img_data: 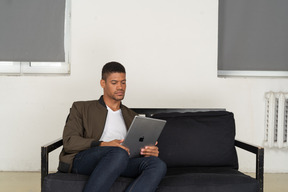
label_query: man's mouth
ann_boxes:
[115,91,124,96]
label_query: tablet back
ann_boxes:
[122,116,166,158]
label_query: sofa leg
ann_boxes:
[256,148,264,192]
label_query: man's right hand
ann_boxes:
[100,139,130,155]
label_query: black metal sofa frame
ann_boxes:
[41,108,264,192]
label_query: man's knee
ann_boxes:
[107,147,129,164]
[144,157,167,176]
[153,157,167,175]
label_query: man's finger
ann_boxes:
[119,145,130,155]
[141,147,159,157]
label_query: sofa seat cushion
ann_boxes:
[43,173,88,192]
[42,172,134,192]
[158,167,259,192]
[43,167,259,192]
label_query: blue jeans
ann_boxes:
[72,147,167,192]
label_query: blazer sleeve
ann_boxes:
[62,102,100,154]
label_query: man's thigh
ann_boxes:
[72,147,124,175]
[121,156,161,178]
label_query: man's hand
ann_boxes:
[140,142,159,157]
[100,139,130,155]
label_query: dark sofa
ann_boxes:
[41,108,264,192]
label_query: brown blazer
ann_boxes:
[58,96,137,173]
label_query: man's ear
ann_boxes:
[100,79,105,88]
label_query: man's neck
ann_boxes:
[103,95,121,111]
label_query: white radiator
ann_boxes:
[264,92,288,148]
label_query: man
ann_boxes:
[58,62,167,192]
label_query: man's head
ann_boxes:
[101,62,126,81]
[101,62,127,103]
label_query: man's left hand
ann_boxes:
[140,143,159,157]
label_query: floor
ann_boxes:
[0,172,287,192]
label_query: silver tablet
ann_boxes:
[122,116,166,158]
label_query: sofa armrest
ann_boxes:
[235,140,264,192]
[41,138,63,189]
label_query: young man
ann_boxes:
[58,62,167,192]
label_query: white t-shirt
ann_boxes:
[99,106,127,142]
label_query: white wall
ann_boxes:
[1,0,288,173]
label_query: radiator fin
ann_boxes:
[265,92,288,148]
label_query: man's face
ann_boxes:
[101,72,126,102]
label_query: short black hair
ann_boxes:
[102,61,126,80]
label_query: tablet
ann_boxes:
[122,116,166,158]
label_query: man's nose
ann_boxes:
[117,82,123,89]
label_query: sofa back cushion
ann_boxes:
[153,111,238,169]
